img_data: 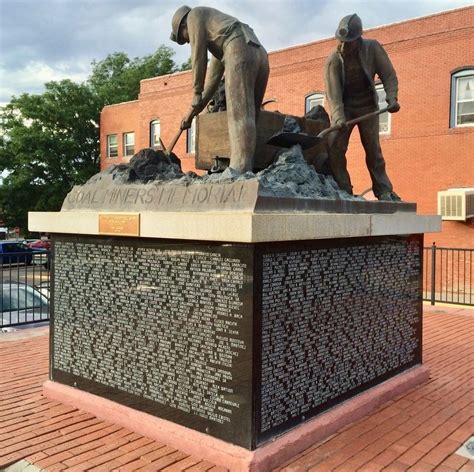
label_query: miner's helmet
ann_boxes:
[335,14,363,42]
[170,5,191,44]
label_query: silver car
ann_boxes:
[1,283,49,326]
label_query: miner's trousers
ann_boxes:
[327,105,394,198]
[223,37,269,173]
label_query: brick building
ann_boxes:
[100,7,474,248]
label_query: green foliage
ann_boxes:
[0,46,187,232]
[89,46,184,106]
[179,57,192,72]
[0,80,100,229]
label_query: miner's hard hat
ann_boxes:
[335,14,363,42]
[170,6,191,44]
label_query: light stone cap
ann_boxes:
[29,211,441,243]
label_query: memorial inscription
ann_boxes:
[52,235,254,447]
[257,236,422,442]
[62,180,259,212]
[50,234,423,449]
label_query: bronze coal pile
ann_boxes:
[87,143,361,202]
[87,148,184,184]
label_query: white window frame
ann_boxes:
[305,92,325,114]
[150,119,161,148]
[451,69,474,128]
[107,134,118,158]
[375,84,391,135]
[123,132,135,157]
[186,118,196,154]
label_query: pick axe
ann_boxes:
[317,106,390,139]
[159,108,196,156]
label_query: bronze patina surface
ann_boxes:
[170,6,269,173]
[324,14,401,202]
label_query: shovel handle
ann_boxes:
[166,108,196,155]
[318,106,390,140]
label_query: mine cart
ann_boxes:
[194,110,329,172]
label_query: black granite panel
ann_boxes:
[51,233,423,450]
[51,235,254,448]
[255,235,423,445]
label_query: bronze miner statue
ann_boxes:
[170,5,269,173]
[324,14,401,201]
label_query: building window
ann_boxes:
[305,92,325,114]
[375,84,391,134]
[187,118,196,154]
[107,134,118,158]
[150,120,161,148]
[123,132,135,157]
[451,69,474,127]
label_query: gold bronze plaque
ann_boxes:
[99,213,140,237]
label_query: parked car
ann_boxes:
[34,281,50,299]
[32,250,50,269]
[27,239,51,268]
[0,241,35,265]
[1,282,49,326]
[28,239,51,250]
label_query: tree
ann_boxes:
[88,45,187,106]
[0,80,100,230]
[179,57,192,72]
[0,45,187,232]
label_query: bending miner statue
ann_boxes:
[170,5,269,173]
[324,14,401,201]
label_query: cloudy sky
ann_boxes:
[0,0,471,104]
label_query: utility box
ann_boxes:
[195,110,328,172]
[437,188,474,221]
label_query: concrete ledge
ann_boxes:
[43,365,429,472]
[369,213,441,237]
[29,211,441,242]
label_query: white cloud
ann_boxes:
[0,60,90,102]
[0,0,472,102]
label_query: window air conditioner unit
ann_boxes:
[437,188,474,221]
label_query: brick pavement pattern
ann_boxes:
[0,305,473,471]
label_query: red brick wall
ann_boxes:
[99,7,474,247]
[100,101,139,168]
[138,72,198,173]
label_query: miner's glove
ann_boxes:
[180,119,192,130]
[336,118,348,130]
[387,99,401,113]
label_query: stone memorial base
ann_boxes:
[29,209,440,470]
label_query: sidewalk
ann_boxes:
[0,304,472,471]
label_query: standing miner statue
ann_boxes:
[324,14,401,201]
[170,6,269,173]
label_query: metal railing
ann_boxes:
[0,250,50,328]
[423,244,473,306]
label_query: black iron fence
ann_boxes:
[423,244,473,306]
[0,250,50,328]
